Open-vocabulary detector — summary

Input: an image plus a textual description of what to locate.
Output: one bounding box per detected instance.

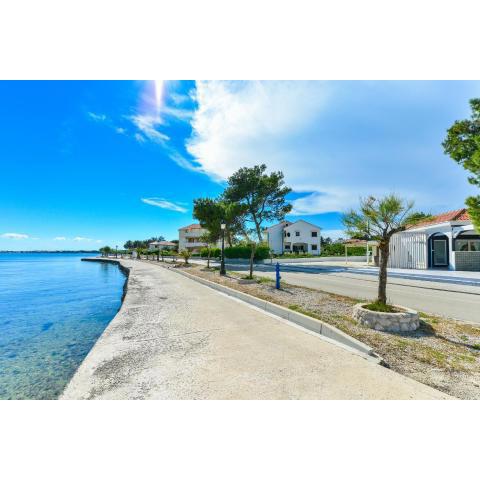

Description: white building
[148,240,177,251]
[265,220,321,255]
[178,224,212,253]
[388,209,480,271]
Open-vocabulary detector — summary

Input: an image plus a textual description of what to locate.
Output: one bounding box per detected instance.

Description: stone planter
[353,303,419,332]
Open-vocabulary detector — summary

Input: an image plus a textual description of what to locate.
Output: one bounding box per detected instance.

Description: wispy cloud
[73,236,93,242]
[87,112,107,122]
[130,114,169,143]
[141,197,188,213]
[1,232,29,239]
[54,236,66,241]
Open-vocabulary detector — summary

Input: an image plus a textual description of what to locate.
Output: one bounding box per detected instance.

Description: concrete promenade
[62,259,449,399]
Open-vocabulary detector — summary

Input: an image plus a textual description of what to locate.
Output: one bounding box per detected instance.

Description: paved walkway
[62,260,449,399]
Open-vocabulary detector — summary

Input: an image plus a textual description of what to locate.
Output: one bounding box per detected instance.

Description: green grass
[472,344,480,351]
[363,301,399,313]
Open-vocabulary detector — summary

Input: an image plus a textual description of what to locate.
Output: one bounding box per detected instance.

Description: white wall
[284,220,321,255]
[266,222,288,254]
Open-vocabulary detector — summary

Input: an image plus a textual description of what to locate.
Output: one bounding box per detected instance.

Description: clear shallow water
[0,253,126,399]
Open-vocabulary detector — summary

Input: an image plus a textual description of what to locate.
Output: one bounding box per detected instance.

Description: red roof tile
[408,208,470,229]
[180,223,202,230]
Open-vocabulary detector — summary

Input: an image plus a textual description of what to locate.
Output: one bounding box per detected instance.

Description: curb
[165,264,382,364]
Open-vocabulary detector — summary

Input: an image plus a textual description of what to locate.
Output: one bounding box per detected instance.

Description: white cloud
[320,229,346,240]
[1,232,29,239]
[185,81,478,214]
[73,236,93,242]
[88,112,107,122]
[54,236,66,241]
[141,197,188,213]
[116,127,126,134]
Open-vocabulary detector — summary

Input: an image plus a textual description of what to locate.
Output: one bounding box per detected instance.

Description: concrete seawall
[61,258,450,399]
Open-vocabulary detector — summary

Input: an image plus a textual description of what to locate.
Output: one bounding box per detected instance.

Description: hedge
[224,244,270,260]
[321,243,366,256]
[200,247,221,258]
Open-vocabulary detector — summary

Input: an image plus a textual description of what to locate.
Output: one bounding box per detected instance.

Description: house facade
[388,209,480,271]
[265,220,321,255]
[178,223,220,253]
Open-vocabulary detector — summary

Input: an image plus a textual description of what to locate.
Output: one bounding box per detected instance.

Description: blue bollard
[275,262,281,289]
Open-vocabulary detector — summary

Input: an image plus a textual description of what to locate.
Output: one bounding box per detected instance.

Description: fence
[388,232,428,269]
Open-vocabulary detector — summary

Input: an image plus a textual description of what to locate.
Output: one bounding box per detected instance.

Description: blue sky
[1,80,479,250]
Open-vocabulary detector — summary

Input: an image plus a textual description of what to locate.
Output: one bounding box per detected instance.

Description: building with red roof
[389,208,479,271]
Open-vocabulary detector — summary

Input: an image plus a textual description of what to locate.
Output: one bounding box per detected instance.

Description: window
[285,244,290,249]
[311,231,318,237]
[456,239,480,251]
[295,231,300,236]
[311,244,317,250]
[287,232,291,237]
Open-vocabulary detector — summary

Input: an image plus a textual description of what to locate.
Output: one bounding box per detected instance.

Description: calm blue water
[0,253,126,399]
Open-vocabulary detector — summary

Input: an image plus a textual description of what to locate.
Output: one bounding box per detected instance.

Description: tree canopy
[222,164,292,242]
[192,198,245,246]
[343,195,414,242]
[443,98,480,231]
[124,236,165,250]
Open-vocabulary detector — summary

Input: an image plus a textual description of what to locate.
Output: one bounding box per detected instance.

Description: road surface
[62,259,448,399]
[220,262,480,324]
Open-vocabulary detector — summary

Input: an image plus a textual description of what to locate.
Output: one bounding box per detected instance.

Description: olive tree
[343,195,414,305]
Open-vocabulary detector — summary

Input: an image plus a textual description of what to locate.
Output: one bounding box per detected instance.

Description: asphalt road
[190,260,480,324]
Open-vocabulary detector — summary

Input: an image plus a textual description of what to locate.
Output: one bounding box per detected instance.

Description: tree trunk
[249,243,256,278]
[377,241,390,304]
[207,247,211,268]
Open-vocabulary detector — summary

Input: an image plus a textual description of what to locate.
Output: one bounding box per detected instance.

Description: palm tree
[179,249,191,265]
[343,195,414,306]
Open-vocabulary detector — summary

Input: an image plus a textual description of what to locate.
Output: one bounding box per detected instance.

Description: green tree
[343,195,414,306]
[99,246,112,257]
[223,164,292,242]
[223,164,291,278]
[443,98,480,231]
[404,211,434,226]
[193,197,244,247]
[199,232,217,268]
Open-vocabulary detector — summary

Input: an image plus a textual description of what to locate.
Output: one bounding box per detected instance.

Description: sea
[0,253,126,399]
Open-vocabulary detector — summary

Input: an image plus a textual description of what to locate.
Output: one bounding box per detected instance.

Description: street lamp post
[220,220,226,275]
[115,245,118,258]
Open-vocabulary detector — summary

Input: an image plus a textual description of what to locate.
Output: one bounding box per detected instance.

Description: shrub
[179,250,191,264]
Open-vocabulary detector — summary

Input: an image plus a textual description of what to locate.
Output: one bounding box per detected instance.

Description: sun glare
[154,80,164,112]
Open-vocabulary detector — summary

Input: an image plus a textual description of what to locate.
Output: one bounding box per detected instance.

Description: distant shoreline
[0,250,100,254]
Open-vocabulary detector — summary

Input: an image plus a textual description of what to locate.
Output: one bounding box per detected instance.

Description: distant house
[388,208,480,271]
[178,224,219,253]
[265,220,321,255]
[148,240,177,251]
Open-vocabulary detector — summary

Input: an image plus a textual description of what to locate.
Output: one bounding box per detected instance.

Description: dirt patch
[178,263,480,400]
